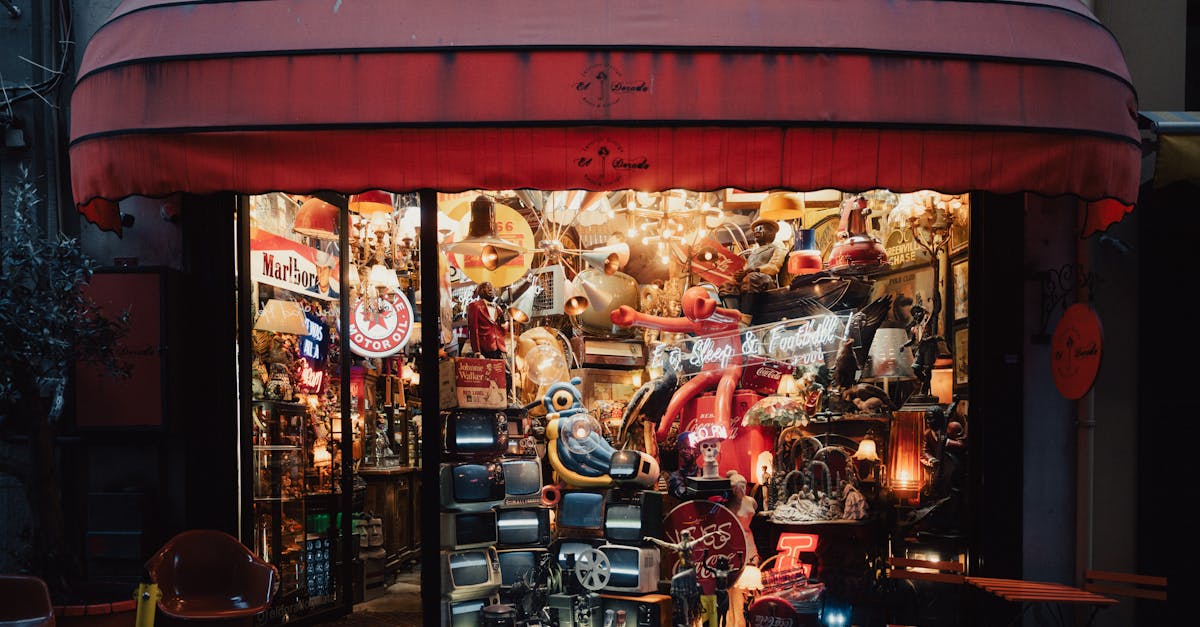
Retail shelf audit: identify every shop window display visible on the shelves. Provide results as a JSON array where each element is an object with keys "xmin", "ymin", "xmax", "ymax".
[
  {"xmin": 239, "ymin": 191, "xmax": 425, "ymax": 622},
  {"xmin": 437, "ymin": 189, "xmax": 971, "ymax": 626}
]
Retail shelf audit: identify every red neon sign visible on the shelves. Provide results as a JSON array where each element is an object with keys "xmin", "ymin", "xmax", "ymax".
[{"xmin": 775, "ymin": 533, "xmax": 819, "ymax": 571}]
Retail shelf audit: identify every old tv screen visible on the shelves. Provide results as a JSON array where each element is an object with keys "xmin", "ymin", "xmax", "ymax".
[
  {"xmin": 442, "ymin": 511, "xmax": 498, "ymax": 548},
  {"xmin": 558, "ymin": 491, "xmax": 605, "ymax": 530},
  {"xmin": 448, "ymin": 550, "xmax": 492, "ymax": 587},
  {"xmin": 446, "ymin": 598, "xmax": 489, "ymax": 627},
  {"xmin": 453, "ymin": 463, "xmax": 505, "ymax": 503},
  {"xmin": 498, "ymin": 549, "xmax": 544, "ymax": 587},
  {"xmin": 496, "ymin": 507, "xmax": 550, "ymax": 546},
  {"xmin": 502, "ymin": 458, "xmax": 543, "ymax": 497},
  {"xmin": 445, "ymin": 409, "xmax": 507, "ymax": 454}
]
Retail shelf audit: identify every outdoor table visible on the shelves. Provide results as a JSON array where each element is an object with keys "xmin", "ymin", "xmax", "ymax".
[{"xmin": 965, "ymin": 576, "xmax": 1117, "ymax": 626}]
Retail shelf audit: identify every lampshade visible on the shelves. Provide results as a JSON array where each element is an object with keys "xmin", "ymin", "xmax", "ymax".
[
  {"xmin": 890, "ymin": 401, "xmax": 934, "ymax": 504},
  {"xmin": 348, "ymin": 190, "xmax": 393, "ymax": 215},
  {"xmin": 254, "ymin": 299, "xmax": 309, "ymax": 335},
  {"xmin": 580, "ymin": 248, "xmax": 621, "ymax": 275},
  {"xmin": 758, "ymin": 192, "xmax": 806, "ymax": 221},
  {"xmin": 776, "ymin": 373, "xmax": 800, "ymax": 397},
  {"xmin": 865, "ymin": 328, "xmax": 916, "ymax": 380},
  {"xmin": 293, "ymin": 198, "xmax": 339, "ymax": 240},
  {"xmin": 931, "ymin": 357, "xmax": 954, "ymax": 404},
  {"xmin": 367, "ymin": 210, "xmax": 392, "ymax": 235},
  {"xmin": 733, "ymin": 564, "xmax": 763, "ymax": 592},
  {"xmin": 442, "ymin": 195, "xmax": 524, "ymax": 269},
  {"xmin": 368, "ymin": 264, "xmax": 399, "ymax": 290},
  {"xmin": 578, "ymin": 278, "xmax": 612, "ymax": 311},
  {"xmin": 562, "ymin": 281, "xmax": 590, "ymax": 316},
  {"xmin": 507, "ymin": 285, "xmax": 539, "ymax": 323},
  {"xmin": 852, "ymin": 436, "xmax": 880, "ymax": 462},
  {"xmin": 347, "ymin": 263, "xmax": 360, "ymax": 285}
]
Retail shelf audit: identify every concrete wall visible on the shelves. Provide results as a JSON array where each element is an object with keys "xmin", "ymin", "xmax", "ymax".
[{"xmin": 1095, "ymin": 0, "xmax": 1189, "ymax": 110}]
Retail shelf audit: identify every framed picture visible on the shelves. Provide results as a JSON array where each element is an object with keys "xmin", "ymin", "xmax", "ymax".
[
  {"xmin": 949, "ymin": 197, "xmax": 970, "ymax": 255},
  {"xmin": 954, "ymin": 326, "xmax": 969, "ymax": 385},
  {"xmin": 869, "ymin": 266, "xmax": 936, "ymax": 328},
  {"xmin": 952, "ymin": 259, "xmax": 969, "ymax": 321}
]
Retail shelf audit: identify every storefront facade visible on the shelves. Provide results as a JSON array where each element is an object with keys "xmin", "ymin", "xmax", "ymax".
[{"xmin": 66, "ymin": 1, "xmax": 1142, "ymax": 625}]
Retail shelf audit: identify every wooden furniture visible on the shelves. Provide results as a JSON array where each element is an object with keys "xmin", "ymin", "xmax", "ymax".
[
  {"xmin": 359, "ymin": 466, "xmax": 420, "ymax": 565},
  {"xmin": 1083, "ymin": 570, "xmax": 1167, "ymax": 602},
  {"xmin": 888, "ymin": 557, "xmax": 965, "ymax": 584},
  {"xmin": 965, "ymin": 576, "xmax": 1116, "ymax": 626}
]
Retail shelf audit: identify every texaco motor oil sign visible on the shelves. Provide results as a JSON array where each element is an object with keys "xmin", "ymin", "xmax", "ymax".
[{"xmin": 348, "ymin": 292, "xmax": 414, "ymax": 358}]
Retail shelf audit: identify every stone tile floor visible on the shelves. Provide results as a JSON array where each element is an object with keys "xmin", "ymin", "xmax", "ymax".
[{"xmin": 317, "ymin": 569, "xmax": 424, "ymax": 626}]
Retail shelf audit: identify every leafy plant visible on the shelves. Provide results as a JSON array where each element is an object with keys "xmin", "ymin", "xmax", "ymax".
[{"xmin": 0, "ymin": 167, "xmax": 130, "ymax": 589}]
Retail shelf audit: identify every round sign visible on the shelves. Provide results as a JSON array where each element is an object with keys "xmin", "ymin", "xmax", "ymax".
[
  {"xmin": 348, "ymin": 291, "xmax": 414, "ymax": 358},
  {"xmin": 1051, "ymin": 303, "xmax": 1103, "ymax": 400},
  {"xmin": 663, "ymin": 500, "xmax": 749, "ymax": 595},
  {"xmin": 442, "ymin": 197, "xmax": 534, "ymax": 288}
]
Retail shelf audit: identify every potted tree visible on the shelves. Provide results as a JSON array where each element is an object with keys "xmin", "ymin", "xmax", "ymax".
[{"xmin": 0, "ymin": 168, "xmax": 134, "ymax": 623}]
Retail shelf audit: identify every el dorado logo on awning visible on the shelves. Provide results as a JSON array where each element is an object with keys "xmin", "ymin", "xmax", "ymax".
[
  {"xmin": 577, "ymin": 136, "xmax": 649, "ymax": 187},
  {"xmin": 575, "ymin": 63, "xmax": 650, "ymax": 108},
  {"xmin": 348, "ymin": 292, "xmax": 414, "ymax": 358}
]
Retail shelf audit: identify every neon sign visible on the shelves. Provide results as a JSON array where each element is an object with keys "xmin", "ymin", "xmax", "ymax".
[
  {"xmin": 775, "ymin": 533, "xmax": 819, "ymax": 572},
  {"xmin": 675, "ymin": 314, "xmax": 850, "ymax": 371}
]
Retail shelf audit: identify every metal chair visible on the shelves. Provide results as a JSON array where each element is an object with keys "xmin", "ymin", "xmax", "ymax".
[
  {"xmin": 0, "ymin": 575, "xmax": 55, "ymax": 627},
  {"xmin": 145, "ymin": 530, "xmax": 278, "ymax": 621}
]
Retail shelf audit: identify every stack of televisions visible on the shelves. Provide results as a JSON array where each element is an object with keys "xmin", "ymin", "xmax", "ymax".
[{"xmin": 440, "ymin": 408, "xmax": 673, "ymax": 625}]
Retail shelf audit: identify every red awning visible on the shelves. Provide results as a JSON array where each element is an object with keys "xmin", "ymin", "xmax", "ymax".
[{"xmin": 70, "ymin": 0, "xmax": 1140, "ymax": 234}]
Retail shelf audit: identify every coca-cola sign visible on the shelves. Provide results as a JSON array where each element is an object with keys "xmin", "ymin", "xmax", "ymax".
[{"xmin": 662, "ymin": 501, "xmax": 749, "ymax": 595}]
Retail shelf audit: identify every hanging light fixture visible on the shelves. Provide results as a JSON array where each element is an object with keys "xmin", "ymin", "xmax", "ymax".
[
  {"xmin": 442, "ymin": 195, "xmax": 523, "ymax": 271},
  {"xmin": 348, "ymin": 190, "xmax": 393, "ymax": 215},
  {"xmin": 507, "ymin": 284, "xmax": 540, "ymax": 324},
  {"xmin": 368, "ymin": 264, "xmax": 399, "ymax": 292},
  {"xmin": 577, "ymin": 278, "xmax": 611, "ymax": 312},
  {"xmin": 562, "ymin": 281, "xmax": 590, "ymax": 316},
  {"xmin": 579, "ymin": 243, "xmax": 626, "ymax": 275},
  {"xmin": 293, "ymin": 198, "xmax": 339, "ymax": 240}
]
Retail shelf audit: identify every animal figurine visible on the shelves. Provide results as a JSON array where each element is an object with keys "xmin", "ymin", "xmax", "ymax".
[{"xmin": 617, "ymin": 356, "xmax": 680, "ymax": 456}]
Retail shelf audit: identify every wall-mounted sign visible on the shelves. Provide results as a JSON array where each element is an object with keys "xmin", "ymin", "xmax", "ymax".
[
  {"xmin": 1051, "ymin": 303, "xmax": 1102, "ymax": 400},
  {"xmin": 250, "ymin": 227, "xmax": 339, "ymax": 299},
  {"xmin": 663, "ymin": 501, "xmax": 749, "ymax": 595},
  {"xmin": 300, "ymin": 313, "xmax": 328, "ymax": 364},
  {"xmin": 348, "ymin": 292, "xmax": 414, "ymax": 358}
]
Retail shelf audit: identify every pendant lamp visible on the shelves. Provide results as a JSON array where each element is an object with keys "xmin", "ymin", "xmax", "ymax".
[
  {"xmin": 293, "ymin": 198, "xmax": 339, "ymax": 240},
  {"xmin": 348, "ymin": 190, "xmax": 393, "ymax": 215},
  {"xmin": 442, "ymin": 195, "xmax": 524, "ymax": 271}
]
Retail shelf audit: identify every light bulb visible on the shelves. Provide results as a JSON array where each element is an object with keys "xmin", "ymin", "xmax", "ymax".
[
  {"xmin": 572, "ymin": 422, "xmax": 590, "ymax": 439},
  {"xmin": 627, "ymin": 226, "xmax": 638, "ymax": 237},
  {"xmin": 660, "ymin": 254, "xmax": 670, "ymax": 265}
]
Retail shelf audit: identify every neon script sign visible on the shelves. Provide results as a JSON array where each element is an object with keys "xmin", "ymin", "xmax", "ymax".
[{"xmin": 673, "ymin": 314, "xmax": 850, "ymax": 369}]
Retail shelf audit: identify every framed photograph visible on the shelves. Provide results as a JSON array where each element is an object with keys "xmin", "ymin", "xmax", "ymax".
[
  {"xmin": 954, "ymin": 326, "xmax": 969, "ymax": 385},
  {"xmin": 949, "ymin": 197, "xmax": 970, "ymax": 255},
  {"xmin": 952, "ymin": 259, "xmax": 969, "ymax": 321},
  {"xmin": 869, "ymin": 266, "xmax": 936, "ymax": 328}
]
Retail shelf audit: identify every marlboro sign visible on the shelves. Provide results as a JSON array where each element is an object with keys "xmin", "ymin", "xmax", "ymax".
[{"xmin": 251, "ymin": 227, "xmax": 340, "ymax": 299}]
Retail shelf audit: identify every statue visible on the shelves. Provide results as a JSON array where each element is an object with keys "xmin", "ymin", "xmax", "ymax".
[{"xmin": 733, "ymin": 219, "xmax": 787, "ymax": 293}]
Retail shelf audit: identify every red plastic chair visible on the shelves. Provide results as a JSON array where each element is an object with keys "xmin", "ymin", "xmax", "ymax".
[
  {"xmin": 145, "ymin": 530, "xmax": 278, "ymax": 621},
  {"xmin": 0, "ymin": 575, "xmax": 55, "ymax": 627}
]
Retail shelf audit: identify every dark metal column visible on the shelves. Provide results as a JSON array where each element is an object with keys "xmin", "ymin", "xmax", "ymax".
[{"xmin": 418, "ymin": 189, "xmax": 441, "ymax": 626}]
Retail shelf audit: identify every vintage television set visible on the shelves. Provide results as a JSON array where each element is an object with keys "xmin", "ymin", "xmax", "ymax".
[
  {"xmin": 443, "ymin": 408, "xmax": 509, "ymax": 456},
  {"xmin": 557, "ymin": 489, "xmax": 608, "ymax": 537},
  {"xmin": 439, "ymin": 462, "xmax": 506, "ymax": 512},
  {"xmin": 601, "ymin": 593, "xmax": 673, "ymax": 627},
  {"xmin": 501, "ymin": 457, "xmax": 545, "ymax": 506},
  {"xmin": 440, "ymin": 510, "xmax": 498, "ymax": 549},
  {"xmin": 441, "ymin": 594, "xmax": 499, "ymax": 627},
  {"xmin": 496, "ymin": 506, "xmax": 552, "ymax": 547},
  {"xmin": 553, "ymin": 538, "xmax": 605, "ymax": 571},
  {"xmin": 604, "ymin": 491, "xmax": 663, "ymax": 545},
  {"xmin": 607, "ymin": 450, "xmax": 659, "ymax": 488},
  {"xmin": 442, "ymin": 546, "xmax": 502, "ymax": 601},
  {"xmin": 599, "ymin": 544, "xmax": 661, "ymax": 594},
  {"xmin": 497, "ymin": 547, "xmax": 549, "ymax": 589}
]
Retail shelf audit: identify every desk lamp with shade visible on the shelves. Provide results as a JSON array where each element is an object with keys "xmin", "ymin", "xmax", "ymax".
[{"xmin": 862, "ymin": 327, "xmax": 916, "ymax": 400}]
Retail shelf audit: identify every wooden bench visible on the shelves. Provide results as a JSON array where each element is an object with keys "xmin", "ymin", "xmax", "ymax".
[
  {"xmin": 888, "ymin": 557, "xmax": 966, "ymax": 584},
  {"xmin": 1083, "ymin": 570, "xmax": 1167, "ymax": 602}
]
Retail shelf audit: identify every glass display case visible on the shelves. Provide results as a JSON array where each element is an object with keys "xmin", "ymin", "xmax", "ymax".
[{"xmin": 252, "ymin": 400, "xmax": 308, "ymax": 601}]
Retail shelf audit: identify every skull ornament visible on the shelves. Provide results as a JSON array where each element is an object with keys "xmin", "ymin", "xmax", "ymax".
[{"xmin": 699, "ymin": 440, "xmax": 721, "ymax": 478}]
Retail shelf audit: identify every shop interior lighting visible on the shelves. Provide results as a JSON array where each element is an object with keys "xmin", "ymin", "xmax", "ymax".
[{"xmin": 254, "ymin": 299, "xmax": 309, "ymax": 335}]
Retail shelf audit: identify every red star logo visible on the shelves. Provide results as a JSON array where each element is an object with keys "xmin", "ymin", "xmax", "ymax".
[{"xmin": 365, "ymin": 306, "xmax": 392, "ymax": 331}]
